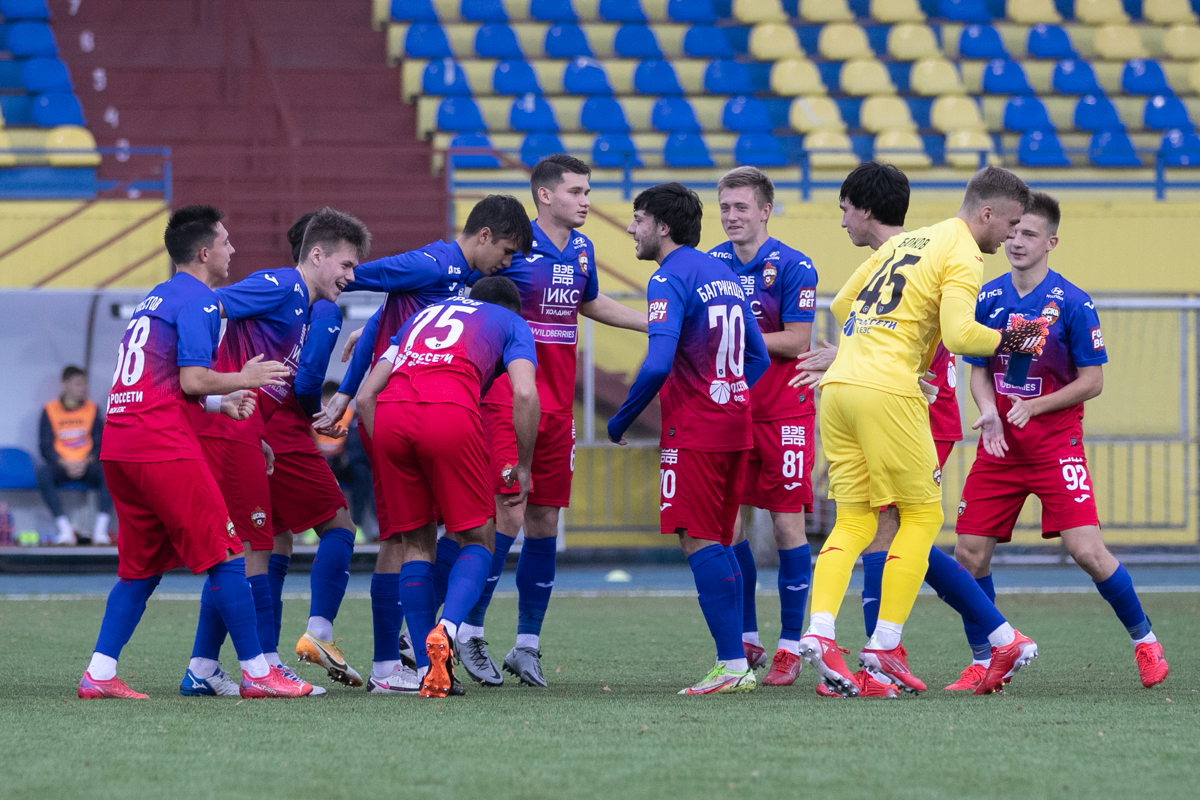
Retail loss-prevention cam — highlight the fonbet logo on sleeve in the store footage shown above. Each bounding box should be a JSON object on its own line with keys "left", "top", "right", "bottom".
{"left": 1090, "top": 326, "right": 1105, "bottom": 351}
{"left": 798, "top": 288, "right": 816, "bottom": 310}
{"left": 648, "top": 299, "right": 669, "bottom": 323}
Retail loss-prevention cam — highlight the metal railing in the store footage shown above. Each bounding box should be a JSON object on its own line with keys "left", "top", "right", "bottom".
{"left": 0, "top": 146, "right": 172, "bottom": 200}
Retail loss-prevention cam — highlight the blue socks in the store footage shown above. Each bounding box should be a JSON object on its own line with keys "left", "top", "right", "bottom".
{"left": 371, "top": 572, "right": 403, "bottom": 663}
{"left": 398, "top": 561, "right": 436, "bottom": 669}
{"left": 190, "top": 576, "right": 227, "bottom": 660}
{"left": 516, "top": 536, "right": 556, "bottom": 636}
{"left": 777, "top": 543, "right": 811, "bottom": 641}
{"left": 309, "top": 528, "right": 354, "bottom": 622}
{"left": 688, "top": 545, "right": 743, "bottom": 662}
{"left": 731, "top": 541, "right": 757, "bottom": 634}
{"left": 268, "top": 553, "right": 290, "bottom": 651}
{"left": 962, "top": 572, "right": 997, "bottom": 660}
{"left": 433, "top": 536, "right": 461, "bottom": 611}
{"left": 207, "top": 558, "right": 263, "bottom": 661}
{"left": 247, "top": 573, "right": 276, "bottom": 655}
{"left": 925, "top": 547, "right": 1007, "bottom": 661}
{"left": 1095, "top": 563, "right": 1152, "bottom": 640}
{"left": 861, "top": 551, "right": 887, "bottom": 637}
{"left": 94, "top": 575, "right": 161, "bottom": 659}
{"left": 441, "top": 544, "right": 493, "bottom": 626}
{"left": 464, "top": 530, "right": 516, "bottom": 627}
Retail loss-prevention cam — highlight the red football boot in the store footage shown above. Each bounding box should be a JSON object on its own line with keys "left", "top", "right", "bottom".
{"left": 239, "top": 665, "right": 314, "bottom": 698}
{"left": 762, "top": 649, "right": 802, "bottom": 686}
{"left": 943, "top": 663, "right": 987, "bottom": 691}
{"left": 798, "top": 635, "right": 858, "bottom": 696}
{"left": 78, "top": 671, "right": 148, "bottom": 699}
{"left": 859, "top": 643, "right": 926, "bottom": 694}
{"left": 743, "top": 641, "right": 768, "bottom": 670}
{"left": 974, "top": 632, "right": 1038, "bottom": 695}
{"left": 1134, "top": 641, "right": 1169, "bottom": 688}
{"left": 420, "top": 624, "right": 456, "bottom": 698}
{"left": 815, "top": 670, "right": 898, "bottom": 698}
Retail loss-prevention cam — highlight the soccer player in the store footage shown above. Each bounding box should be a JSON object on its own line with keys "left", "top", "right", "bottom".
{"left": 449, "top": 155, "right": 647, "bottom": 688}
{"left": 608, "top": 183, "right": 770, "bottom": 695}
{"left": 955, "top": 192, "right": 1169, "bottom": 690}
{"left": 798, "top": 166, "right": 1048, "bottom": 697}
{"left": 81, "top": 205, "right": 310, "bottom": 699}
{"left": 356, "top": 277, "right": 539, "bottom": 698}
{"left": 703, "top": 167, "right": 818, "bottom": 687}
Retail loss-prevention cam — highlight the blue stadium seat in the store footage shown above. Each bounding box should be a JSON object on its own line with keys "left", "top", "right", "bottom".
{"left": 448, "top": 132, "right": 502, "bottom": 168}
{"left": 0, "top": 95, "right": 34, "bottom": 124}
{"left": 1053, "top": 0, "right": 1074, "bottom": 18}
{"left": 20, "top": 57, "right": 72, "bottom": 93}
{"left": 683, "top": 25, "right": 734, "bottom": 58}
{"left": 391, "top": 0, "right": 438, "bottom": 21}
{"left": 476, "top": 24, "right": 523, "bottom": 58}
{"left": 723, "top": 96, "right": 772, "bottom": 132}
{"left": 1018, "top": 131, "right": 1071, "bottom": 166}
{"left": 423, "top": 59, "right": 472, "bottom": 96}
{"left": 1161, "top": 128, "right": 1200, "bottom": 166}
{"left": 405, "top": 23, "right": 453, "bottom": 58}
{"left": 494, "top": 60, "right": 542, "bottom": 94}
{"left": 462, "top": 0, "right": 508, "bottom": 21}
{"left": 564, "top": 58, "right": 612, "bottom": 94}
{"left": 521, "top": 132, "right": 567, "bottom": 167}
{"left": 634, "top": 60, "right": 684, "bottom": 95}
{"left": 735, "top": 133, "right": 788, "bottom": 166}
{"left": 581, "top": 96, "right": 631, "bottom": 131}
{"left": 0, "top": 448, "right": 37, "bottom": 490}
{"left": 1027, "top": 24, "right": 1076, "bottom": 59}
{"left": 437, "top": 97, "right": 487, "bottom": 131}
{"left": 531, "top": 0, "right": 579, "bottom": 22}
{"left": 600, "top": 0, "right": 646, "bottom": 22}
{"left": 705, "top": 60, "right": 755, "bottom": 94}
{"left": 512, "top": 94, "right": 559, "bottom": 131}
{"left": 614, "top": 24, "right": 662, "bottom": 58}
{"left": 939, "top": 0, "right": 992, "bottom": 22}
{"left": 669, "top": 0, "right": 719, "bottom": 22}
{"left": 1123, "top": 60, "right": 1171, "bottom": 96}
{"left": 593, "top": 133, "right": 643, "bottom": 167}
{"left": 33, "top": 93, "right": 84, "bottom": 127}
{"left": 0, "top": 61, "right": 21, "bottom": 89}
{"left": 6, "top": 21, "right": 57, "bottom": 58}
{"left": 960, "top": 26, "right": 1007, "bottom": 59}
{"left": 983, "top": 60, "right": 1033, "bottom": 95}
{"left": 1003, "top": 96, "right": 1054, "bottom": 131}
{"left": 545, "top": 23, "right": 593, "bottom": 57}
{"left": 663, "top": 133, "right": 715, "bottom": 167}
{"left": 1145, "top": 95, "right": 1194, "bottom": 131}
{"left": 652, "top": 97, "right": 701, "bottom": 132}
{"left": 1089, "top": 130, "right": 1141, "bottom": 166}
{"left": 1074, "top": 95, "right": 1123, "bottom": 131}
{"left": 0, "top": 0, "right": 50, "bottom": 21}
{"left": 1053, "top": 59, "right": 1101, "bottom": 94}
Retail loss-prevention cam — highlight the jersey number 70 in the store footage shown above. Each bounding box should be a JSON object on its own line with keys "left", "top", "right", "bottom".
{"left": 857, "top": 253, "right": 920, "bottom": 316}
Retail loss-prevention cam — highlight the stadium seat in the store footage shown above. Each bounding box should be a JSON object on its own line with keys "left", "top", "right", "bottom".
{"left": 20, "top": 57, "right": 72, "bottom": 94}
{"left": 818, "top": 23, "right": 873, "bottom": 60}
{"left": 1075, "top": 0, "right": 1129, "bottom": 22}
{"left": 1053, "top": 59, "right": 1102, "bottom": 94}
{"left": 600, "top": 0, "right": 647, "bottom": 22}
{"left": 423, "top": 59, "right": 472, "bottom": 95}
{"left": 1145, "top": 94, "right": 1193, "bottom": 130}
{"left": 887, "top": 23, "right": 940, "bottom": 60}
{"left": 448, "top": 132, "right": 502, "bottom": 168}
{"left": 1018, "top": 130, "right": 1071, "bottom": 165}
{"left": 683, "top": 25, "right": 736, "bottom": 57}
{"left": 1163, "top": 24, "right": 1200, "bottom": 60}
{"left": 734, "top": 0, "right": 790, "bottom": 22}
{"left": 511, "top": 93, "right": 559, "bottom": 130}
{"left": 564, "top": 58, "right": 612, "bottom": 94}
{"left": 1161, "top": 127, "right": 1200, "bottom": 164}
{"left": 770, "top": 59, "right": 827, "bottom": 94}
{"left": 1027, "top": 24, "right": 1075, "bottom": 59}
{"left": 1007, "top": 0, "right": 1064, "bottom": 22}
{"left": 663, "top": 132, "right": 715, "bottom": 166}
{"left": 0, "top": 447, "right": 37, "bottom": 490}
{"left": 1094, "top": 25, "right": 1148, "bottom": 61}
{"left": 735, "top": 132, "right": 789, "bottom": 164}
{"left": 614, "top": 24, "right": 662, "bottom": 57}
{"left": 705, "top": 60, "right": 756, "bottom": 94}
{"left": 1144, "top": 0, "right": 1199, "bottom": 22}
{"left": 634, "top": 60, "right": 683, "bottom": 94}
{"left": 43, "top": 125, "right": 102, "bottom": 167}
{"left": 520, "top": 132, "right": 566, "bottom": 166}
{"left": 960, "top": 25, "right": 1007, "bottom": 59}
{"left": 1004, "top": 95, "right": 1054, "bottom": 130}
{"left": 652, "top": 97, "right": 701, "bottom": 131}
{"left": 861, "top": 95, "right": 918, "bottom": 131}
{"left": 6, "top": 21, "right": 56, "bottom": 58}
{"left": 983, "top": 60, "right": 1034, "bottom": 95}
{"left": 32, "top": 93, "right": 84, "bottom": 127}
{"left": 0, "top": 130, "right": 17, "bottom": 168}
{"left": 437, "top": 96, "right": 487, "bottom": 130}
{"left": 875, "top": 130, "right": 932, "bottom": 166}
{"left": 1089, "top": 129, "right": 1141, "bottom": 165}
{"left": 723, "top": 96, "right": 773, "bottom": 131}
{"left": 1075, "top": 94, "right": 1124, "bottom": 130}
{"left": 494, "top": 60, "right": 542, "bottom": 94}
{"left": 581, "top": 96, "right": 631, "bottom": 131}
{"left": 910, "top": 58, "right": 965, "bottom": 95}
{"left": 593, "top": 132, "right": 643, "bottom": 166}
{"left": 799, "top": 0, "right": 856, "bottom": 21}
{"left": 932, "top": 95, "right": 985, "bottom": 131}
{"left": 788, "top": 95, "right": 847, "bottom": 130}
{"left": 391, "top": 0, "right": 439, "bottom": 20}
{"left": 803, "top": 130, "right": 859, "bottom": 167}
{"left": 670, "top": 0, "right": 720, "bottom": 22}
{"left": 0, "top": 0, "right": 49, "bottom": 21}
{"left": 462, "top": 0, "right": 508, "bottom": 21}
{"left": 475, "top": 24, "right": 524, "bottom": 58}
{"left": 871, "top": 0, "right": 927, "bottom": 22}
{"left": 749, "top": 22, "right": 803, "bottom": 60}
{"left": 406, "top": 23, "right": 454, "bottom": 57}
{"left": 1123, "top": 60, "right": 1171, "bottom": 96}
{"left": 1192, "top": 60, "right": 1200, "bottom": 94}
{"left": 940, "top": 0, "right": 993, "bottom": 21}
{"left": 841, "top": 60, "right": 897, "bottom": 95}
{"left": 545, "top": 23, "right": 593, "bottom": 57}
{"left": 945, "top": 128, "right": 997, "bottom": 167}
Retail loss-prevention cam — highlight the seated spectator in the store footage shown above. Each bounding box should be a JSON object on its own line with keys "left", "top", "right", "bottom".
{"left": 315, "top": 381, "right": 376, "bottom": 538}
{"left": 38, "top": 365, "right": 113, "bottom": 545}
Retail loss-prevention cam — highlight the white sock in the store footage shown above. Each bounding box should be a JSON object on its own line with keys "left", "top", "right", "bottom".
{"left": 439, "top": 619, "right": 458, "bottom": 642}
{"left": 777, "top": 638, "right": 800, "bottom": 655}
{"left": 188, "top": 657, "right": 220, "bottom": 679}
{"left": 457, "top": 623, "right": 484, "bottom": 643}
{"left": 307, "top": 616, "right": 333, "bottom": 641}
{"left": 806, "top": 611, "right": 836, "bottom": 640}
{"left": 987, "top": 622, "right": 1016, "bottom": 649}
{"left": 742, "top": 631, "right": 762, "bottom": 647}
{"left": 56, "top": 516, "right": 73, "bottom": 539}
{"left": 971, "top": 658, "right": 992, "bottom": 668}
{"left": 372, "top": 660, "right": 399, "bottom": 679}
{"left": 1133, "top": 631, "right": 1157, "bottom": 646}
{"left": 264, "top": 652, "right": 283, "bottom": 668}
{"left": 872, "top": 621, "right": 903, "bottom": 650}
{"left": 239, "top": 655, "right": 270, "bottom": 679}
{"left": 515, "top": 633, "right": 539, "bottom": 650}
{"left": 724, "top": 657, "right": 749, "bottom": 672}
{"left": 93, "top": 513, "right": 111, "bottom": 539}
{"left": 87, "top": 652, "right": 118, "bottom": 681}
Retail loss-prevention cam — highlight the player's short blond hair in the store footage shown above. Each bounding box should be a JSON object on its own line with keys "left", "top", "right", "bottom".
{"left": 717, "top": 166, "right": 774, "bottom": 209}
{"left": 963, "top": 166, "right": 1030, "bottom": 211}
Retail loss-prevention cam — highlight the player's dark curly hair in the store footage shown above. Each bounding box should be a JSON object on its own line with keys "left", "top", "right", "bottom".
{"left": 299, "top": 207, "right": 371, "bottom": 263}
{"left": 287, "top": 211, "right": 318, "bottom": 264}
{"left": 463, "top": 195, "right": 534, "bottom": 254}
{"left": 1025, "top": 191, "right": 1061, "bottom": 234}
{"left": 164, "top": 204, "right": 224, "bottom": 266}
{"left": 839, "top": 162, "right": 909, "bottom": 227}
{"left": 470, "top": 275, "right": 522, "bottom": 315}
{"left": 633, "top": 182, "right": 703, "bottom": 248}
{"left": 530, "top": 153, "right": 591, "bottom": 205}
{"left": 964, "top": 166, "right": 1031, "bottom": 210}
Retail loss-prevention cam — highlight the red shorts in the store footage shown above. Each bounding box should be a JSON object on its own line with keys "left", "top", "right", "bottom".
{"left": 741, "top": 415, "right": 815, "bottom": 513}
{"left": 935, "top": 440, "right": 955, "bottom": 470}
{"left": 358, "top": 423, "right": 390, "bottom": 536}
{"left": 484, "top": 405, "right": 575, "bottom": 508}
{"left": 659, "top": 448, "right": 749, "bottom": 546}
{"left": 104, "top": 459, "right": 242, "bottom": 580}
{"left": 374, "top": 401, "right": 494, "bottom": 535}
{"left": 268, "top": 449, "right": 348, "bottom": 534}
{"left": 199, "top": 436, "right": 273, "bottom": 550}
{"left": 955, "top": 453, "right": 1100, "bottom": 542}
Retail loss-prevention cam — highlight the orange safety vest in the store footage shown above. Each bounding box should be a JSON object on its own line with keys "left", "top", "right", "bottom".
{"left": 313, "top": 407, "right": 354, "bottom": 457}
{"left": 45, "top": 399, "right": 97, "bottom": 463}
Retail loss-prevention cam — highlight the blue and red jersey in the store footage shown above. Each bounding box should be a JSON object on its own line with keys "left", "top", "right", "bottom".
{"left": 927, "top": 343, "right": 962, "bottom": 443}
{"left": 264, "top": 299, "right": 343, "bottom": 455}
{"left": 965, "top": 269, "right": 1107, "bottom": 463}
{"left": 378, "top": 297, "right": 536, "bottom": 414}
{"left": 707, "top": 237, "right": 817, "bottom": 421}
{"left": 100, "top": 272, "right": 222, "bottom": 463}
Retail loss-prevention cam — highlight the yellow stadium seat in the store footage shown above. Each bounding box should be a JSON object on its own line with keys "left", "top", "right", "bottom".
{"left": 818, "top": 22, "right": 872, "bottom": 60}
{"left": 860, "top": 96, "right": 917, "bottom": 132}
{"left": 1191, "top": 61, "right": 1200, "bottom": 94}
{"left": 803, "top": 130, "right": 859, "bottom": 168}
{"left": 840, "top": 59, "right": 896, "bottom": 95}
{"left": 0, "top": 131, "right": 15, "bottom": 168}
{"left": 870, "top": 0, "right": 926, "bottom": 22}
{"left": 789, "top": 96, "right": 847, "bottom": 131}
{"left": 799, "top": 0, "right": 855, "bottom": 22}
{"left": 749, "top": 22, "right": 803, "bottom": 60}
{"left": 734, "top": 0, "right": 789, "bottom": 23}
{"left": 887, "top": 23, "right": 939, "bottom": 60}
{"left": 1075, "top": 0, "right": 1129, "bottom": 24}
{"left": 931, "top": 95, "right": 985, "bottom": 132}
{"left": 910, "top": 58, "right": 965, "bottom": 95}
{"left": 1093, "top": 25, "right": 1148, "bottom": 61}
{"left": 45, "top": 126, "right": 100, "bottom": 167}
{"left": 1164, "top": 25, "right": 1200, "bottom": 60}
{"left": 1145, "top": 0, "right": 1198, "bottom": 23}
{"left": 945, "top": 129, "right": 998, "bottom": 168}
{"left": 1006, "top": 0, "right": 1063, "bottom": 23}
{"left": 875, "top": 130, "right": 931, "bottom": 168}
{"left": 770, "top": 59, "right": 828, "bottom": 95}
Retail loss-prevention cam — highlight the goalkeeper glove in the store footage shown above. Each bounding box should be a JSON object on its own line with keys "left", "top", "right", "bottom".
{"left": 996, "top": 315, "right": 1049, "bottom": 356}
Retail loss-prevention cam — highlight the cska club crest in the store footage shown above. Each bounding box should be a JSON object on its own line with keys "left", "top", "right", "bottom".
{"left": 1040, "top": 300, "right": 1060, "bottom": 326}
{"left": 762, "top": 264, "right": 777, "bottom": 287}
{"left": 578, "top": 252, "right": 589, "bottom": 276}
{"left": 251, "top": 508, "right": 267, "bottom": 528}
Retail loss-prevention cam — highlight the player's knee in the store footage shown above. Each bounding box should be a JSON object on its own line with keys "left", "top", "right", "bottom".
{"left": 954, "top": 539, "right": 991, "bottom": 577}
{"left": 1062, "top": 529, "right": 1113, "bottom": 578}
{"left": 524, "top": 504, "right": 560, "bottom": 539}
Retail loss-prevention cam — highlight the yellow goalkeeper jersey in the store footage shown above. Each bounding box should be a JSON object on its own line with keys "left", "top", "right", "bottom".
{"left": 821, "top": 217, "right": 1002, "bottom": 399}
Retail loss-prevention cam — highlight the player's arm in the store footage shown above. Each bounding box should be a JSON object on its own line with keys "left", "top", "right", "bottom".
{"left": 353, "top": 357, "right": 393, "bottom": 439}
{"left": 505, "top": 358, "right": 539, "bottom": 507}
{"left": 295, "top": 305, "right": 342, "bottom": 419}
{"left": 607, "top": 275, "right": 683, "bottom": 445}
{"left": 342, "top": 252, "right": 438, "bottom": 295}
{"left": 325, "top": 307, "right": 383, "bottom": 426}
{"left": 180, "top": 356, "right": 289, "bottom": 396}
{"left": 968, "top": 363, "right": 1008, "bottom": 458}
{"left": 762, "top": 321, "right": 809, "bottom": 359}
{"left": 1007, "top": 365, "right": 1103, "bottom": 429}
{"left": 770, "top": 255, "right": 816, "bottom": 359}
{"left": 579, "top": 294, "right": 648, "bottom": 333}
{"left": 743, "top": 307, "right": 770, "bottom": 388}
{"left": 214, "top": 272, "right": 291, "bottom": 320}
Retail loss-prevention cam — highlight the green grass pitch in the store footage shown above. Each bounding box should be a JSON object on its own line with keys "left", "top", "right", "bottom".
{"left": 1, "top": 592, "right": 1196, "bottom": 800}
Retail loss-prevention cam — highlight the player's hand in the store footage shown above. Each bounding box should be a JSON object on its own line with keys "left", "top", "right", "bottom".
{"left": 972, "top": 410, "right": 1009, "bottom": 458}
{"left": 789, "top": 368, "right": 824, "bottom": 390}
{"left": 220, "top": 390, "right": 257, "bottom": 421}
{"left": 241, "top": 354, "right": 290, "bottom": 389}
{"left": 1006, "top": 397, "right": 1034, "bottom": 429}
{"left": 607, "top": 421, "right": 627, "bottom": 445}
{"left": 997, "top": 316, "right": 1050, "bottom": 356}
{"left": 504, "top": 464, "right": 532, "bottom": 507}
{"left": 919, "top": 371, "right": 938, "bottom": 405}
{"left": 795, "top": 340, "right": 837, "bottom": 370}
{"left": 261, "top": 439, "right": 275, "bottom": 477}
{"left": 311, "top": 414, "right": 348, "bottom": 439}
{"left": 341, "top": 327, "right": 363, "bottom": 363}
{"left": 320, "top": 392, "right": 352, "bottom": 429}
